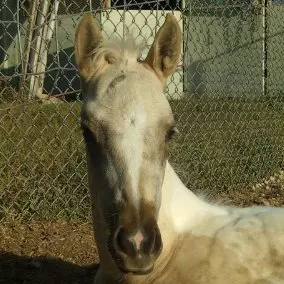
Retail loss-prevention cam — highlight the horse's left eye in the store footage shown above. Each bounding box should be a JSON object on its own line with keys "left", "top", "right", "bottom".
{"left": 166, "top": 127, "right": 179, "bottom": 141}
{"left": 80, "top": 120, "right": 93, "bottom": 138}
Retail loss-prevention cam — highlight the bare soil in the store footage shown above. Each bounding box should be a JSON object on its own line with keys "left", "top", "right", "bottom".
{"left": 220, "top": 170, "right": 284, "bottom": 207}
{"left": 0, "top": 221, "right": 98, "bottom": 284}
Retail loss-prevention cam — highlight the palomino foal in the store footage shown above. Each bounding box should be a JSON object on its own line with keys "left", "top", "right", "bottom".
{"left": 75, "top": 13, "right": 284, "bottom": 284}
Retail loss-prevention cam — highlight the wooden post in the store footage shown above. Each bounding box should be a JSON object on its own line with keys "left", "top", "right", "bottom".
{"left": 34, "top": 0, "right": 59, "bottom": 100}
{"left": 19, "top": 0, "right": 39, "bottom": 97}
{"left": 28, "top": 0, "right": 59, "bottom": 100}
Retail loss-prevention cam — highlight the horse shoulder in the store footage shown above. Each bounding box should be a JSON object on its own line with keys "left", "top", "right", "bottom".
{"left": 157, "top": 208, "right": 284, "bottom": 283}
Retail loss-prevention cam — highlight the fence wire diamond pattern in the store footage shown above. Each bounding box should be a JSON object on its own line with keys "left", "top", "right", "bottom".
{"left": 1, "top": 0, "right": 284, "bottom": 221}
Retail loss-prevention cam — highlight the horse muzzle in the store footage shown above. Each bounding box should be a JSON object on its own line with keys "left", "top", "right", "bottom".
{"left": 111, "top": 220, "right": 163, "bottom": 274}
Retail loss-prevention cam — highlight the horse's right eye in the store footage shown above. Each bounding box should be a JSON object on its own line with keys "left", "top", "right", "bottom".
{"left": 81, "top": 125, "right": 89, "bottom": 134}
{"left": 166, "top": 126, "right": 179, "bottom": 142}
{"left": 81, "top": 123, "right": 93, "bottom": 139}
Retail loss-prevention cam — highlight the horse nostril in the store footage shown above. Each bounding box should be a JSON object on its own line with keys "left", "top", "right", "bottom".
{"left": 142, "top": 227, "right": 162, "bottom": 255}
{"left": 116, "top": 228, "right": 136, "bottom": 257}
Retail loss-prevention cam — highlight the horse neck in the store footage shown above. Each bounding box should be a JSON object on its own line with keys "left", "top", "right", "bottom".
{"left": 158, "top": 161, "right": 226, "bottom": 234}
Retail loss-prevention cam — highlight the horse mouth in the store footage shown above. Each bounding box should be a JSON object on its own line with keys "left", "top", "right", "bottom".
{"left": 118, "top": 262, "right": 154, "bottom": 275}
{"left": 110, "top": 246, "right": 156, "bottom": 276}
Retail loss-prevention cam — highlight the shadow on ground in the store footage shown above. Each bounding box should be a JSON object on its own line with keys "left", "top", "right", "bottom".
{"left": 0, "top": 251, "right": 99, "bottom": 284}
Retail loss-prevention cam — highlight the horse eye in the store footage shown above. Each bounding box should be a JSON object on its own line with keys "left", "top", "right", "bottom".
{"left": 166, "top": 126, "right": 179, "bottom": 141}
{"left": 80, "top": 122, "right": 86, "bottom": 130}
{"left": 80, "top": 121, "right": 92, "bottom": 137}
{"left": 81, "top": 125, "right": 90, "bottom": 137}
{"left": 80, "top": 121, "right": 88, "bottom": 132}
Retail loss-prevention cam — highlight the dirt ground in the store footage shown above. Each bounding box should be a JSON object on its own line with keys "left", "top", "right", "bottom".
{"left": 1, "top": 170, "right": 284, "bottom": 284}
{"left": 0, "top": 221, "right": 98, "bottom": 284}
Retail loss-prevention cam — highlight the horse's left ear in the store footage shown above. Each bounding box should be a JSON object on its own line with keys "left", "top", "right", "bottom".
{"left": 75, "top": 13, "right": 103, "bottom": 80}
{"left": 144, "top": 13, "right": 181, "bottom": 82}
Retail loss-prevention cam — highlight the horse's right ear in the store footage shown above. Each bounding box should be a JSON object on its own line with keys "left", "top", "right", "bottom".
{"left": 75, "top": 13, "right": 103, "bottom": 79}
{"left": 144, "top": 13, "right": 181, "bottom": 84}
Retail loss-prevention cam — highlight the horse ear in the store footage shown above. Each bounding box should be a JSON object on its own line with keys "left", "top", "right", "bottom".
{"left": 144, "top": 13, "right": 181, "bottom": 82}
{"left": 75, "top": 13, "right": 103, "bottom": 79}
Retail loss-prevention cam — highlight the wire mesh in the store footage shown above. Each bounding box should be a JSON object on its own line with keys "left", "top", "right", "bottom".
{"left": 1, "top": 0, "right": 284, "bottom": 222}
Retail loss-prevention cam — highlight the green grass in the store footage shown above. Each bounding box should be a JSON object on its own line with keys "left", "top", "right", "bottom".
{"left": 170, "top": 96, "right": 284, "bottom": 197}
{"left": 1, "top": 95, "right": 284, "bottom": 221}
{"left": 0, "top": 101, "right": 86, "bottom": 221}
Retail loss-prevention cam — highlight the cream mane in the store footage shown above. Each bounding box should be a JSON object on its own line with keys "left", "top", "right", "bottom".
{"left": 87, "top": 36, "right": 144, "bottom": 80}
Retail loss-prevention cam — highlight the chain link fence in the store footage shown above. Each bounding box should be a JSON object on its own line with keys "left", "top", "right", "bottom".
{"left": 1, "top": 0, "right": 284, "bottom": 222}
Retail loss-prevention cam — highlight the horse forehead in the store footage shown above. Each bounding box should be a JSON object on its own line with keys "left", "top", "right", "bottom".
{"left": 85, "top": 68, "right": 169, "bottom": 124}
{"left": 86, "top": 99, "right": 149, "bottom": 131}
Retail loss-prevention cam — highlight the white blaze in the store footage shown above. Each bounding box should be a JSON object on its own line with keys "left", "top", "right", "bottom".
{"left": 120, "top": 105, "right": 146, "bottom": 211}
